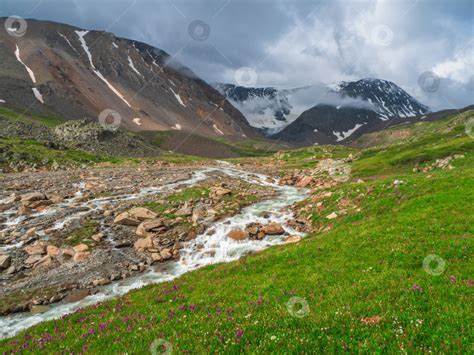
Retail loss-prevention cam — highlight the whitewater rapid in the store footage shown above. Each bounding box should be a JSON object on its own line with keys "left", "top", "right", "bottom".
{"left": 0, "top": 162, "right": 309, "bottom": 338}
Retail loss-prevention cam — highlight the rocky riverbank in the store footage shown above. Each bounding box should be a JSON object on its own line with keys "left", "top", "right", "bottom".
{"left": 0, "top": 161, "right": 315, "bottom": 317}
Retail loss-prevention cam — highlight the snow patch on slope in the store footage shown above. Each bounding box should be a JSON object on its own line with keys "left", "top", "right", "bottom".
{"left": 146, "top": 50, "right": 161, "bottom": 69}
{"left": 32, "top": 88, "right": 44, "bottom": 104}
{"left": 170, "top": 88, "right": 186, "bottom": 107}
{"left": 128, "top": 55, "right": 143, "bottom": 77}
{"left": 93, "top": 71, "right": 131, "bottom": 108}
{"left": 75, "top": 31, "right": 95, "bottom": 68}
{"left": 58, "top": 32, "right": 79, "bottom": 54}
{"left": 213, "top": 124, "right": 224, "bottom": 135}
{"left": 333, "top": 123, "right": 366, "bottom": 142}
{"left": 75, "top": 30, "right": 131, "bottom": 108}
{"left": 14, "top": 45, "right": 36, "bottom": 83}
{"left": 133, "top": 118, "right": 142, "bottom": 126}
{"left": 0, "top": 99, "right": 5, "bottom": 104}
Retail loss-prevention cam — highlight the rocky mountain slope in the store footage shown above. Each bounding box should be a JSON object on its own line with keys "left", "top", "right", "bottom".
{"left": 0, "top": 18, "right": 258, "bottom": 139}
{"left": 217, "top": 79, "right": 430, "bottom": 144}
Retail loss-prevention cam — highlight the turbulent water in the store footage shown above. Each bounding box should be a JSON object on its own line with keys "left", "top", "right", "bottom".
{"left": 0, "top": 162, "right": 309, "bottom": 338}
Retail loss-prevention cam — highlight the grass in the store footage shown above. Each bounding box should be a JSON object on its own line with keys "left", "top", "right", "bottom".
{"left": 351, "top": 110, "right": 474, "bottom": 177}
{"left": 0, "top": 137, "right": 116, "bottom": 170}
{"left": 1, "top": 111, "right": 473, "bottom": 353}
{"left": 143, "top": 187, "right": 210, "bottom": 219}
{"left": 0, "top": 107, "right": 65, "bottom": 128}
{"left": 64, "top": 219, "right": 99, "bottom": 247}
{"left": 228, "top": 144, "right": 357, "bottom": 172}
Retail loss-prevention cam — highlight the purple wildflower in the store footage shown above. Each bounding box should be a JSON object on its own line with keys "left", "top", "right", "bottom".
{"left": 235, "top": 328, "right": 243, "bottom": 341}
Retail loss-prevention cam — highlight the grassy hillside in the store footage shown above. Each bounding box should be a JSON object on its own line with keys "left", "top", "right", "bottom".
{"left": 140, "top": 130, "right": 284, "bottom": 158}
{"left": 0, "top": 107, "right": 66, "bottom": 128}
{"left": 1, "top": 110, "right": 472, "bottom": 352}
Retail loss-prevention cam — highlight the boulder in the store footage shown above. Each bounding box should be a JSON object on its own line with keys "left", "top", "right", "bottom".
{"left": 261, "top": 223, "right": 284, "bottom": 235}
{"left": 62, "top": 248, "right": 75, "bottom": 257}
{"left": 30, "top": 305, "right": 50, "bottom": 314}
{"left": 245, "top": 224, "right": 260, "bottom": 236}
{"left": 91, "top": 233, "right": 104, "bottom": 242}
{"left": 257, "top": 231, "right": 266, "bottom": 240}
{"left": 16, "top": 206, "right": 33, "bottom": 216}
{"left": 73, "top": 251, "right": 90, "bottom": 262}
{"left": 46, "top": 245, "right": 60, "bottom": 257}
{"left": 73, "top": 244, "right": 89, "bottom": 253}
{"left": 24, "top": 243, "right": 46, "bottom": 255}
{"left": 34, "top": 255, "right": 52, "bottom": 269}
{"left": 21, "top": 192, "right": 47, "bottom": 203}
{"left": 128, "top": 207, "right": 158, "bottom": 221}
{"left": 28, "top": 200, "right": 53, "bottom": 210}
{"left": 93, "top": 278, "right": 111, "bottom": 286}
{"left": 0, "top": 204, "right": 10, "bottom": 213}
{"left": 285, "top": 235, "right": 302, "bottom": 244}
{"left": 210, "top": 187, "right": 232, "bottom": 199}
{"left": 227, "top": 229, "right": 249, "bottom": 241}
{"left": 136, "top": 219, "right": 164, "bottom": 237}
{"left": 64, "top": 289, "right": 90, "bottom": 303}
{"left": 175, "top": 207, "right": 192, "bottom": 217}
{"left": 3, "top": 194, "right": 20, "bottom": 204}
{"left": 296, "top": 176, "right": 313, "bottom": 188}
{"left": 113, "top": 212, "right": 140, "bottom": 226}
{"left": 187, "top": 231, "right": 197, "bottom": 240}
{"left": 151, "top": 253, "right": 162, "bottom": 262}
{"left": 160, "top": 249, "right": 172, "bottom": 260}
{"left": 134, "top": 237, "right": 153, "bottom": 251}
{"left": 191, "top": 208, "right": 207, "bottom": 223}
{"left": 48, "top": 194, "right": 64, "bottom": 204}
{"left": 0, "top": 254, "right": 11, "bottom": 270}
{"left": 23, "top": 227, "right": 37, "bottom": 239}
{"left": 25, "top": 254, "right": 43, "bottom": 265}
{"left": 326, "top": 212, "right": 338, "bottom": 220}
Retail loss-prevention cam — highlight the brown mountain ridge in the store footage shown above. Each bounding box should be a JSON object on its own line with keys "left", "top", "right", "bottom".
{"left": 0, "top": 18, "right": 259, "bottom": 139}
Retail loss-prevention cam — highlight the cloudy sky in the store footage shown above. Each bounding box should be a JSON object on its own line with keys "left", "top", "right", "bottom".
{"left": 2, "top": 0, "right": 473, "bottom": 110}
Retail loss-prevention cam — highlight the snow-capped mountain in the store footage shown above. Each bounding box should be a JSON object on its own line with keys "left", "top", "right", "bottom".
{"left": 273, "top": 78, "right": 431, "bottom": 145}
{"left": 217, "top": 78, "right": 430, "bottom": 144}
{"left": 331, "top": 78, "right": 429, "bottom": 120}
{"left": 0, "top": 18, "right": 258, "bottom": 139}
{"left": 214, "top": 83, "right": 306, "bottom": 135}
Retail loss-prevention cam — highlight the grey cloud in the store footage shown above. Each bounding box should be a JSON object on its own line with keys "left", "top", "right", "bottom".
{"left": 1, "top": 0, "right": 473, "bottom": 111}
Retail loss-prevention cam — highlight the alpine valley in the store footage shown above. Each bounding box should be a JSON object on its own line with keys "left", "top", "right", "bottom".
{"left": 0, "top": 12, "right": 473, "bottom": 355}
